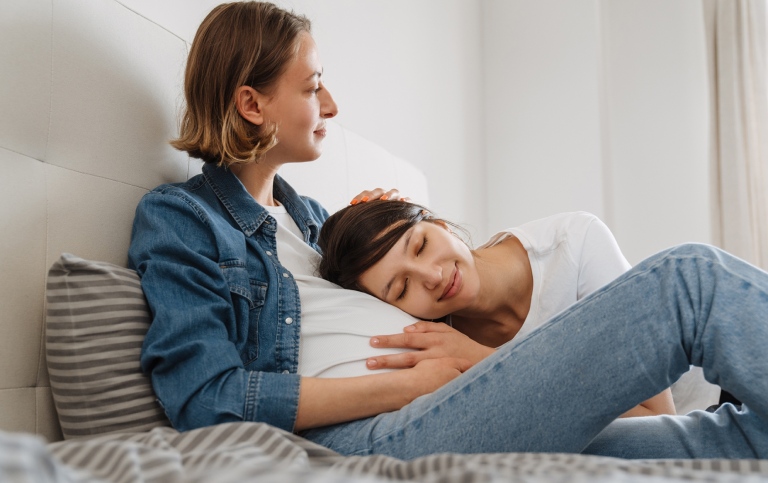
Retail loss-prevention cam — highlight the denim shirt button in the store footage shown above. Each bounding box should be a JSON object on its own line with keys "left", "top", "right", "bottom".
{"left": 282, "top": 370, "right": 289, "bottom": 374}
{"left": 285, "top": 317, "right": 293, "bottom": 324}
{"left": 266, "top": 250, "right": 272, "bottom": 256}
{"left": 282, "top": 272, "right": 289, "bottom": 278}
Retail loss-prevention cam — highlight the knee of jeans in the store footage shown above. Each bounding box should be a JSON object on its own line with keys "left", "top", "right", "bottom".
{"left": 667, "top": 243, "right": 721, "bottom": 261}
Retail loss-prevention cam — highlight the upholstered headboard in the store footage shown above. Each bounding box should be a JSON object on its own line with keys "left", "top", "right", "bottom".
{"left": 0, "top": 0, "right": 427, "bottom": 442}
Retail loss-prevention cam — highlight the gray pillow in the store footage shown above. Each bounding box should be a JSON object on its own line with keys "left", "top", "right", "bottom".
{"left": 45, "top": 253, "right": 169, "bottom": 439}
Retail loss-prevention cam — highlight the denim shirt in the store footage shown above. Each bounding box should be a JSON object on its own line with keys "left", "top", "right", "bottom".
{"left": 128, "top": 163, "right": 328, "bottom": 432}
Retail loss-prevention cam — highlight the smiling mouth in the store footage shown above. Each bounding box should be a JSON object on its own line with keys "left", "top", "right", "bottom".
{"left": 439, "top": 265, "right": 460, "bottom": 301}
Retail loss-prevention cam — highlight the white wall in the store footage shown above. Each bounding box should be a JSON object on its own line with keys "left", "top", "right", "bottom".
{"left": 484, "top": 0, "right": 710, "bottom": 263}
{"left": 483, "top": 0, "right": 605, "bottom": 232}
{"left": 600, "top": 0, "right": 710, "bottom": 264}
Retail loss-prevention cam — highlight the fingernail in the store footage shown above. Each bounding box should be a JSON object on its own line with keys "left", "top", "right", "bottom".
{"left": 371, "top": 337, "right": 380, "bottom": 346}
{"left": 380, "top": 195, "right": 389, "bottom": 200}
{"left": 404, "top": 325, "right": 416, "bottom": 332}
{"left": 350, "top": 199, "right": 358, "bottom": 205}
{"left": 361, "top": 196, "right": 370, "bottom": 202}
{"left": 367, "top": 359, "right": 378, "bottom": 368}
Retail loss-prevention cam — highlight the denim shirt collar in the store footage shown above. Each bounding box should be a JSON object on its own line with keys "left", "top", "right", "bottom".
{"left": 273, "top": 175, "right": 321, "bottom": 246}
{"left": 202, "top": 163, "right": 320, "bottom": 244}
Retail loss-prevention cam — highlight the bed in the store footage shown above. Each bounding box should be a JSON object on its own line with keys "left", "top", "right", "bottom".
{"left": 2, "top": 0, "right": 767, "bottom": 481}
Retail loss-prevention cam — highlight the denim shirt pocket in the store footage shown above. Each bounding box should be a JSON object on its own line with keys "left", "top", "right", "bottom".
{"left": 220, "top": 263, "right": 267, "bottom": 365}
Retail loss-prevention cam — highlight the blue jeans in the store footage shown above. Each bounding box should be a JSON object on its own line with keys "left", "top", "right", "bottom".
{"left": 301, "top": 243, "right": 768, "bottom": 459}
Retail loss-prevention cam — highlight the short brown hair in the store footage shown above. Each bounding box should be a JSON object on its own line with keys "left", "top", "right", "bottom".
{"left": 317, "top": 200, "right": 453, "bottom": 293}
{"left": 171, "top": 1, "right": 311, "bottom": 166}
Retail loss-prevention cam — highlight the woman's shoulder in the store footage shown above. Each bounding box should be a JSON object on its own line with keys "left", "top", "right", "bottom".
{"left": 134, "top": 173, "right": 224, "bottom": 229}
{"left": 138, "top": 172, "right": 202, "bottom": 203}
{"left": 520, "top": 211, "right": 604, "bottom": 240}
{"left": 483, "top": 212, "right": 600, "bottom": 251}
{"left": 529, "top": 212, "right": 611, "bottom": 253}
{"left": 144, "top": 173, "right": 207, "bottom": 198}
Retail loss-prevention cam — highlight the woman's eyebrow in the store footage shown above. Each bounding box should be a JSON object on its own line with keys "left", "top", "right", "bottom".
{"left": 304, "top": 69, "right": 323, "bottom": 81}
{"left": 382, "top": 231, "right": 412, "bottom": 300}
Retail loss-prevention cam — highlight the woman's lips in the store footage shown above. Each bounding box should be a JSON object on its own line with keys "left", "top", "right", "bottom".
{"left": 439, "top": 265, "right": 461, "bottom": 301}
{"left": 314, "top": 127, "right": 327, "bottom": 137}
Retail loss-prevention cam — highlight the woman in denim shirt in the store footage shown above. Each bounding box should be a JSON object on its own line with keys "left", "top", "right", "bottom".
{"left": 129, "top": 1, "right": 768, "bottom": 460}
{"left": 129, "top": 1, "right": 458, "bottom": 437}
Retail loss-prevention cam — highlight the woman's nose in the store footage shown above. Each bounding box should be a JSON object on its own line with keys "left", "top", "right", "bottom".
{"left": 320, "top": 86, "right": 338, "bottom": 119}
{"left": 419, "top": 264, "right": 442, "bottom": 290}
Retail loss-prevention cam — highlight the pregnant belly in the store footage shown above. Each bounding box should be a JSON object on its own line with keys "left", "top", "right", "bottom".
{"left": 296, "top": 281, "right": 417, "bottom": 378}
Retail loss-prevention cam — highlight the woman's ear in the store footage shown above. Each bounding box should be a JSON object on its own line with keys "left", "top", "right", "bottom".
{"left": 235, "top": 86, "right": 265, "bottom": 126}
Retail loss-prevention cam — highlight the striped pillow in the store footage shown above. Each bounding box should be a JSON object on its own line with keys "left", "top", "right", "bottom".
{"left": 45, "top": 253, "right": 170, "bottom": 439}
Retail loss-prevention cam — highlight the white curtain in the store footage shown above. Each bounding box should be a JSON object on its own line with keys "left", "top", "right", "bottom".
{"left": 703, "top": 0, "right": 768, "bottom": 270}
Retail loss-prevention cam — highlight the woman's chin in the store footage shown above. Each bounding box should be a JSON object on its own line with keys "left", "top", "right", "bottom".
{"left": 304, "top": 147, "right": 324, "bottom": 162}
{"left": 283, "top": 153, "right": 322, "bottom": 164}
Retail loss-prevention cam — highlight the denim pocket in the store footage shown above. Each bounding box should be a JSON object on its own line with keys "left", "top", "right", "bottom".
{"left": 221, "top": 263, "right": 267, "bottom": 364}
{"left": 222, "top": 265, "right": 264, "bottom": 310}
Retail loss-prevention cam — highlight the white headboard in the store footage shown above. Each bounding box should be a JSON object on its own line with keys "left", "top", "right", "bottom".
{"left": 0, "top": 0, "right": 427, "bottom": 442}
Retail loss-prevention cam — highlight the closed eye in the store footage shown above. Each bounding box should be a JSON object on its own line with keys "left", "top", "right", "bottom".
{"left": 397, "top": 279, "right": 409, "bottom": 300}
{"left": 417, "top": 236, "right": 428, "bottom": 256}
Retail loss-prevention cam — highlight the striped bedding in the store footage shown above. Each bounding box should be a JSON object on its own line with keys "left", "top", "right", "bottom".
{"left": 2, "top": 422, "right": 768, "bottom": 483}
{"left": 45, "top": 254, "right": 170, "bottom": 439}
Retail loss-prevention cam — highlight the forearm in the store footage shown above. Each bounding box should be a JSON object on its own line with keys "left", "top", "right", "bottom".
{"left": 295, "top": 372, "right": 416, "bottom": 431}
{"left": 294, "top": 357, "right": 470, "bottom": 431}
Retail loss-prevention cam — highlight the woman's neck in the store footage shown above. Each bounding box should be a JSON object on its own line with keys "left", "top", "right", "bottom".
{"left": 451, "top": 236, "right": 533, "bottom": 347}
{"left": 230, "top": 161, "right": 281, "bottom": 206}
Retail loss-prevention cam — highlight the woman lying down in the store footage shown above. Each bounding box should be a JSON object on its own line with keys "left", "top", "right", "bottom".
{"left": 314, "top": 201, "right": 675, "bottom": 417}
{"left": 306, "top": 198, "right": 768, "bottom": 460}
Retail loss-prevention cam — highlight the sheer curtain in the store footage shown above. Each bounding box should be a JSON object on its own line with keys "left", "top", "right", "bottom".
{"left": 703, "top": 0, "right": 768, "bottom": 270}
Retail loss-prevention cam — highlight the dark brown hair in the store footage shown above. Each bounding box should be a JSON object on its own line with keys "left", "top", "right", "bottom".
{"left": 318, "top": 200, "right": 454, "bottom": 293}
{"left": 171, "top": 1, "right": 311, "bottom": 166}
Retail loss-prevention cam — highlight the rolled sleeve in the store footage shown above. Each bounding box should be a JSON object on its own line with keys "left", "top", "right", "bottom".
{"left": 246, "top": 371, "right": 301, "bottom": 431}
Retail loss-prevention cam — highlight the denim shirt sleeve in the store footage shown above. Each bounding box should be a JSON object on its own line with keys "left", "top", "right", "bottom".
{"left": 128, "top": 188, "right": 301, "bottom": 432}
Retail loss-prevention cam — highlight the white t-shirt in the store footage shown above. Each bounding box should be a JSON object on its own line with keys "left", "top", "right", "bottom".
{"left": 479, "top": 211, "right": 630, "bottom": 339}
{"left": 479, "top": 211, "right": 720, "bottom": 412}
{"left": 264, "top": 204, "right": 414, "bottom": 378}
